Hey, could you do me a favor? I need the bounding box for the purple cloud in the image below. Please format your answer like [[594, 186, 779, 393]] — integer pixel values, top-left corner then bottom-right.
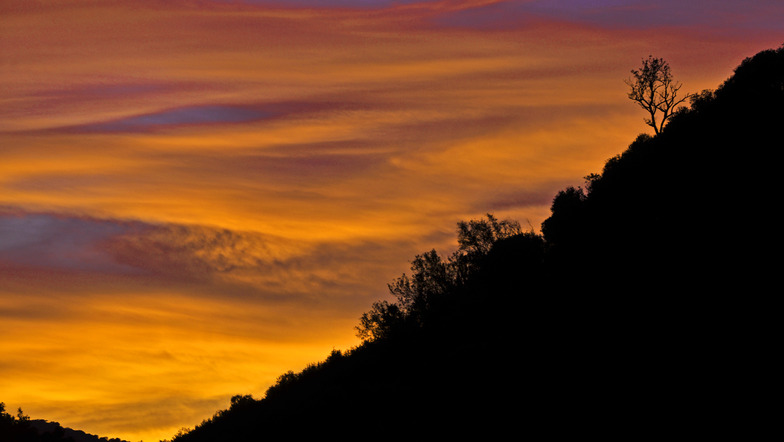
[[0, 210, 267, 278], [0, 211, 136, 273], [223, 0, 424, 8], [76, 105, 276, 133], [432, 0, 784, 31]]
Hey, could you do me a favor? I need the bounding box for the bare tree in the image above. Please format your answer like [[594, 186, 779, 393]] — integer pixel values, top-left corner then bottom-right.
[[625, 56, 690, 134]]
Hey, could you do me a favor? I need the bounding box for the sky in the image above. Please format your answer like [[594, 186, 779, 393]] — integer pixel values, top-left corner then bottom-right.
[[1, 1, 782, 440]]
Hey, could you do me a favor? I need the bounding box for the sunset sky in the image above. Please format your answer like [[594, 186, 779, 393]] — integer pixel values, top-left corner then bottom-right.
[[1, 1, 782, 440]]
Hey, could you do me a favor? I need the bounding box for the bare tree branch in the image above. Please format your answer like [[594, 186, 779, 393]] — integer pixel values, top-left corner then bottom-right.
[[625, 55, 691, 134]]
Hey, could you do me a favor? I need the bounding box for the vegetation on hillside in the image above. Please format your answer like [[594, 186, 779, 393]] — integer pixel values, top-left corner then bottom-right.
[[1, 403, 128, 442]]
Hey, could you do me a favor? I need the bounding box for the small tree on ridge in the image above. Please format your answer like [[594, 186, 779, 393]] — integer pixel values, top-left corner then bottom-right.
[[626, 55, 691, 134]]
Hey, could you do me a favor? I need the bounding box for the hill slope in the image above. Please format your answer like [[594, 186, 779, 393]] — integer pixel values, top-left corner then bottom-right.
[[543, 44, 782, 292], [167, 44, 782, 441], [1, 404, 130, 442]]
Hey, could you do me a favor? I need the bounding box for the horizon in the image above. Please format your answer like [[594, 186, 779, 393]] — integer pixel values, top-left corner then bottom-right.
[[2, 1, 783, 440]]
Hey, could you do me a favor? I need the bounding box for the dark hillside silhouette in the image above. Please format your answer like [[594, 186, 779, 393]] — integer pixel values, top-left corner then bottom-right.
[[164, 44, 781, 441], [544, 44, 783, 293], [1, 403, 70, 442], [1, 403, 129, 442]]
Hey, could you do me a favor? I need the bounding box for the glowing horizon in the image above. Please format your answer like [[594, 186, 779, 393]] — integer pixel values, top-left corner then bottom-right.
[[2, 1, 782, 440]]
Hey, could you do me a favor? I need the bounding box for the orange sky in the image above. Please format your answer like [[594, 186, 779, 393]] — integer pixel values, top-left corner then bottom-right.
[[2, 1, 782, 440]]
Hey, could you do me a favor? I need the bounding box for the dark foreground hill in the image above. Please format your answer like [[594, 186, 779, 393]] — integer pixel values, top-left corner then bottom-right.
[[164, 45, 781, 441], [0, 403, 129, 442]]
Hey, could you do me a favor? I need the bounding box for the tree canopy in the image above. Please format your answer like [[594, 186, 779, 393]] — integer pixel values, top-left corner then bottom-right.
[[625, 55, 690, 134], [355, 214, 524, 342]]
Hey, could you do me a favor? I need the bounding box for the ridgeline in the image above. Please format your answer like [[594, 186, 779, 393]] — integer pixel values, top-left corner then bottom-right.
[[4, 45, 780, 441], [0, 403, 129, 442]]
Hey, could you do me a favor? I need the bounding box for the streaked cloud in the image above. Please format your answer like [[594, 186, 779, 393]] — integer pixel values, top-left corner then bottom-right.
[[0, 211, 134, 273], [71, 105, 277, 133]]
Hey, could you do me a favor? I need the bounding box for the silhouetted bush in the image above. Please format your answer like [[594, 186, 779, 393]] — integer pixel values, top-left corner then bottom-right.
[[0, 403, 78, 442]]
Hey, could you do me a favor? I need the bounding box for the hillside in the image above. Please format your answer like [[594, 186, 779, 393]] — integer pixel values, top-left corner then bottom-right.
[[0, 404, 129, 442], [542, 45, 781, 293], [28, 420, 129, 442], [164, 45, 781, 440]]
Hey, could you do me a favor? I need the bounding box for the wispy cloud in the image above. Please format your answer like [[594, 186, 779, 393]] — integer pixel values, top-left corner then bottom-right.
[[0, 211, 135, 273], [72, 105, 277, 133]]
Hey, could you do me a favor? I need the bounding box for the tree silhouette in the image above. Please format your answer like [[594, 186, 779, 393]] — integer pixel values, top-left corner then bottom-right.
[[456, 213, 522, 256], [355, 214, 522, 342], [625, 55, 690, 134], [355, 300, 404, 341]]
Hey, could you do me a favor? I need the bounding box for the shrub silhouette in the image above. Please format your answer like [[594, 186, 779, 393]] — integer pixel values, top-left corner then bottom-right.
[[0, 403, 91, 442]]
